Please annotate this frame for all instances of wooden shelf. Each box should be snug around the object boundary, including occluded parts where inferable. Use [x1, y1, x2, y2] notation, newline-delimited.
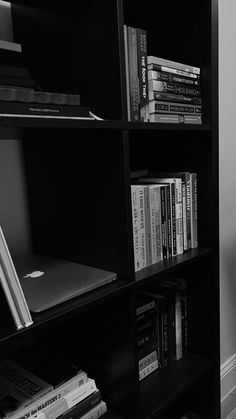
[140, 353, 213, 418]
[0, 116, 211, 131]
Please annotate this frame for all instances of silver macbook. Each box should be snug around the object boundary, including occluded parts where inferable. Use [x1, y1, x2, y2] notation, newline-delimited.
[13, 254, 117, 313]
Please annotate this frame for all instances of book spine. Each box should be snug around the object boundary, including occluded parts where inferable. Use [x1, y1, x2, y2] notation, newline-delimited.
[147, 56, 200, 75]
[0, 262, 24, 330]
[160, 186, 168, 260]
[60, 390, 101, 419]
[143, 186, 152, 266]
[165, 184, 172, 259]
[0, 75, 35, 87]
[149, 113, 184, 123]
[79, 401, 107, 419]
[190, 173, 198, 248]
[148, 80, 201, 97]
[175, 293, 183, 360]
[127, 26, 139, 121]
[138, 350, 158, 372]
[148, 90, 202, 105]
[154, 186, 163, 262]
[131, 186, 141, 271]
[136, 28, 148, 116]
[147, 69, 200, 86]
[0, 101, 90, 118]
[17, 379, 96, 419]
[185, 174, 191, 249]
[138, 186, 146, 268]
[136, 299, 156, 316]
[183, 115, 202, 124]
[182, 181, 188, 251]
[9, 372, 89, 419]
[0, 226, 33, 328]
[175, 178, 183, 255]
[181, 289, 188, 354]
[149, 100, 202, 115]
[123, 25, 131, 121]
[147, 63, 199, 79]
[0, 39, 22, 52]
[170, 182, 177, 257]
[139, 358, 159, 381]
[159, 299, 170, 367]
[0, 64, 30, 78]
[149, 186, 158, 264]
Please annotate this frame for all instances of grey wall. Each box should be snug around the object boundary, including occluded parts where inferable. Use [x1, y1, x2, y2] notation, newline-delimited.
[219, 0, 236, 365]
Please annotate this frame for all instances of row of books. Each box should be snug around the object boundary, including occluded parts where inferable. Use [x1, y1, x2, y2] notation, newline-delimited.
[0, 38, 93, 119]
[137, 276, 188, 381]
[131, 172, 198, 272]
[0, 354, 107, 419]
[124, 25, 202, 124]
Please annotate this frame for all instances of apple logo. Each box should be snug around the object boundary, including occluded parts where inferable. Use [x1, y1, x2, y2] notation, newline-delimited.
[23, 271, 44, 279]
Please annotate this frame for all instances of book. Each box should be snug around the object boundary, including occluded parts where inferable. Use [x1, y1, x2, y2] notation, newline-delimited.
[79, 400, 107, 419]
[0, 64, 30, 78]
[147, 63, 199, 79]
[148, 90, 202, 105]
[147, 56, 200, 75]
[0, 75, 35, 88]
[190, 173, 198, 248]
[131, 185, 141, 271]
[0, 260, 26, 330]
[139, 355, 159, 381]
[148, 80, 201, 97]
[136, 28, 148, 119]
[147, 69, 200, 86]
[146, 113, 202, 124]
[58, 390, 101, 419]
[148, 100, 202, 115]
[23, 379, 97, 419]
[139, 176, 183, 255]
[0, 101, 91, 119]
[127, 26, 139, 121]
[0, 359, 53, 415]
[123, 24, 131, 121]
[0, 39, 22, 52]
[0, 226, 33, 328]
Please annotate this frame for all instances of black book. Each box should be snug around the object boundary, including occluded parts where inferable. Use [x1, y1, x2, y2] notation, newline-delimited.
[0, 64, 30, 78]
[0, 75, 35, 88]
[0, 100, 92, 119]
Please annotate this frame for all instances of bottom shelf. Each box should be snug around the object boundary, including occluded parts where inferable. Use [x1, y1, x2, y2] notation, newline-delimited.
[140, 353, 213, 419]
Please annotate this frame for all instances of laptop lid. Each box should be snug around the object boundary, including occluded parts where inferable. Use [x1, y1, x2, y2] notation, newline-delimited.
[14, 254, 117, 313]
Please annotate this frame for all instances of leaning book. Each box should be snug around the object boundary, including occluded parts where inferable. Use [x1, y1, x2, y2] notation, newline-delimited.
[0, 226, 33, 329]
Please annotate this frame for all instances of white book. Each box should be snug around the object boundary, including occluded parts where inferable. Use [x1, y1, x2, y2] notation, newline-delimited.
[131, 185, 141, 271]
[0, 261, 24, 330]
[12, 378, 96, 419]
[147, 56, 200, 75]
[0, 226, 33, 328]
[139, 359, 159, 381]
[80, 400, 107, 419]
[0, 39, 22, 52]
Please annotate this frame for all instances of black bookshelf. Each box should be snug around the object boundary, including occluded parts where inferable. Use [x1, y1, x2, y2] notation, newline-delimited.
[0, 0, 219, 418]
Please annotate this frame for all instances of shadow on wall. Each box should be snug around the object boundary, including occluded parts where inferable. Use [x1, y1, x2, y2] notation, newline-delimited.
[0, 137, 32, 256]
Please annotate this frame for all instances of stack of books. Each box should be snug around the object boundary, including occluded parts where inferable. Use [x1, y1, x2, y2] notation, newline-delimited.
[131, 171, 198, 272]
[145, 56, 202, 124]
[0, 39, 35, 91]
[0, 356, 107, 419]
[136, 276, 188, 381]
[0, 39, 93, 119]
[123, 25, 203, 124]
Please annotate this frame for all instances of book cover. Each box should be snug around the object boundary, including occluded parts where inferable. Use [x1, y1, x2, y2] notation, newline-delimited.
[148, 80, 201, 97]
[59, 390, 101, 419]
[0, 226, 33, 328]
[8, 378, 96, 419]
[127, 26, 139, 121]
[147, 69, 200, 86]
[147, 63, 199, 79]
[148, 100, 202, 115]
[136, 28, 148, 116]
[79, 400, 107, 419]
[147, 56, 200, 75]
[123, 24, 131, 121]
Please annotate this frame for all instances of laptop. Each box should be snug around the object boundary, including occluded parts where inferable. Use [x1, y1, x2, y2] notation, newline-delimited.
[13, 254, 117, 313]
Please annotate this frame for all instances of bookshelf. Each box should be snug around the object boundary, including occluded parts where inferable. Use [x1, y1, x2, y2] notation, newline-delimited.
[0, 0, 219, 418]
